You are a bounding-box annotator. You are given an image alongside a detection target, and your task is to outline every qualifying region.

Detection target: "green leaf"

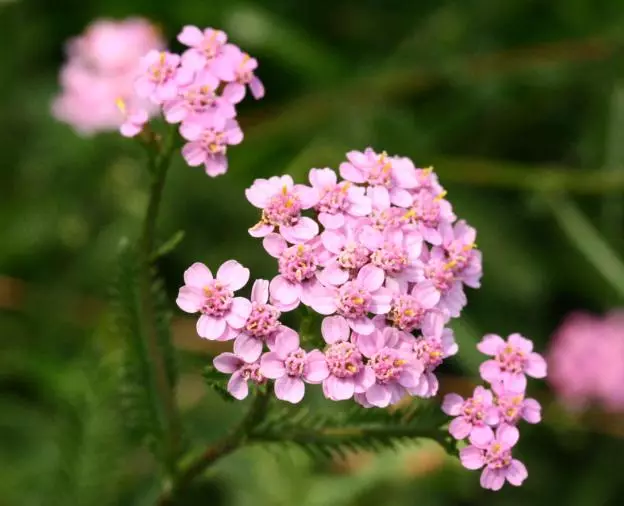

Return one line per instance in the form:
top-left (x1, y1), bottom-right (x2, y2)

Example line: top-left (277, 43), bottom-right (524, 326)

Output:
top-left (203, 363), bottom-right (236, 403)
top-left (249, 400), bottom-right (454, 460)
top-left (151, 230), bottom-right (185, 261)
top-left (110, 242), bottom-right (165, 457)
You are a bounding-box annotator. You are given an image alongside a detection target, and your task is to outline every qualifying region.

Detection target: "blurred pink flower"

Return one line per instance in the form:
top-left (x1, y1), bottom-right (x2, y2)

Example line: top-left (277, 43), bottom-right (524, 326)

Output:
top-left (52, 17), bottom-right (163, 135)
top-left (548, 311), bottom-right (624, 412)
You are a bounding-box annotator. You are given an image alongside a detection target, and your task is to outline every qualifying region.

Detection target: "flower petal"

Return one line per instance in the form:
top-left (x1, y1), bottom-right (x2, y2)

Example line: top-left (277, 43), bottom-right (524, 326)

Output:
top-left (183, 262), bottom-right (213, 287)
top-left (226, 297), bottom-right (252, 329)
top-left (274, 376), bottom-right (305, 403)
top-left (459, 446), bottom-right (485, 470)
top-left (441, 393), bottom-right (464, 416)
top-left (304, 350), bottom-right (329, 383)
top-left (259, 352), bottom-right (286, 379)
top-left (477, 334), bottom-right (505, 355)
top-left (233, 334), bottom-right (263, 363)
top-left (217, 260), bottom-right (250, 290)
top-left (196, 315), bottom-right (227, 340)
top-left (213, 352), bottom-right (241, 373)
top-left (227, 372), bottom-right (249, 400)
top-left (321, 315), bottom-right (350, 344)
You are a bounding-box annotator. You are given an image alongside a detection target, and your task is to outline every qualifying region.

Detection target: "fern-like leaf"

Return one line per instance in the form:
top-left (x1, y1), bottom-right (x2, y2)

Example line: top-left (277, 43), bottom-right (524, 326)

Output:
top-left (249, 399), bottom-right (455, 460)
top-left (110, 242), bottom-right (165, 456)
top-left (203, 364), bottom-right (236, 403)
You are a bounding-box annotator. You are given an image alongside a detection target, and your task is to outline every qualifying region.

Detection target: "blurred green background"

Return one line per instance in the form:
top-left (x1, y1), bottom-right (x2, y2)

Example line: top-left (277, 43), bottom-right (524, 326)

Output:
top-left (2, 0), bottom-right (624, 505)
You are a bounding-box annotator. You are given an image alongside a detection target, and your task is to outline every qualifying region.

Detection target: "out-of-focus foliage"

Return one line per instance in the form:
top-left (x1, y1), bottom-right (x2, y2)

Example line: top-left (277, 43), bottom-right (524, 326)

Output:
top-left (2, 0), bottom-right (624, 505)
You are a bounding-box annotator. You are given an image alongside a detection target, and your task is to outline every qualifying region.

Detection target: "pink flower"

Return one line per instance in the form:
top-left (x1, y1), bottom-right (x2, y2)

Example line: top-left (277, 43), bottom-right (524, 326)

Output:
top-left (116, 99), bottom-right (149, 138)
top-left (459, 425), bottom-right (528, 491)
top-left (246, 175), bottom-right (320, 243)
top-left (409, 328), bottom-right (457, 397)
top-left (134, 50), bottom-right (194, 104)
top-left (215, 47), bottom-right (265, 102)
top-left (354, 326), bottom-right (423, 407)
top-left (180, 118), bottom-right (243, 177)
top-left (400, 188), bottom-right (456, 246)
top-left (52, 17), bottom-right (163, 135)
top-left (177, 26), bottom-right (237, 72)
top-left (339, 148), bottom-right (419, 206)
top-left (320, 316), bottom-right (375, 400)
top-left (359, 226), bottom-right (423, 290)
top-left (442, 220), bottom-right (482, 289)
top-left (309, 264), bottom-right (393, 335)
top-left (412, 246), bottom-right (467, 318)
top-left (176, 261), bottom-right (252, 341)
top-left (385, 281), bottom-right (445, 334)
top-left (491, 381), bottom-right (542, 426)
top-left (478, 333), bottom-right (547, 391)
top-left (67, 18), bottom-right (163, 73)
top-left (317, 225), bottom-right (370, 287)
top-left (442, 386), bottom-right (500, 444)
top-left (260, 329), bottom-right (328, 403)
top-left (263, 234), bottom-right (326, 310)
top-left (309, 168), bottom-right (371, 229)
top-left (548, 311), bottom-right (624, 412)
top-left (232, 279), bottom-right (282, 362)
top-left (213, 352), bottom-right (264, 400)
top-left (162, 72), bottom-right (235, 126)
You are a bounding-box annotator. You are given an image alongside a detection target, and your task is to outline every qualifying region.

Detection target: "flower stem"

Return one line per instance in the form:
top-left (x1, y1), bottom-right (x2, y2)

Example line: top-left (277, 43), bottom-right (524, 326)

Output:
top-left (157, 391), bottom-right (270, 505)
top-left (138, 126), bottom-right (180, 474)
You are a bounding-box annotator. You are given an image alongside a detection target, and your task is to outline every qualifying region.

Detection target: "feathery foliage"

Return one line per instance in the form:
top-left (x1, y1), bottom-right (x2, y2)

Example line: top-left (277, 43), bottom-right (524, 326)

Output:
top-left (248, 400), bottom-right (454, 460)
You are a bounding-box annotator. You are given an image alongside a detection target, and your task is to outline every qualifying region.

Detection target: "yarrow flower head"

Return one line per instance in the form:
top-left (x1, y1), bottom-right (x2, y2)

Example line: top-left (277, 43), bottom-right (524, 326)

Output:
top-left (443, 332), bottom-right (547, 491)
top-left (55, 22), bottom-right (266, 176)
top-left (548, 310), bottom-right (624, 412)
top-left (52, 17), bottom-right (164, 135)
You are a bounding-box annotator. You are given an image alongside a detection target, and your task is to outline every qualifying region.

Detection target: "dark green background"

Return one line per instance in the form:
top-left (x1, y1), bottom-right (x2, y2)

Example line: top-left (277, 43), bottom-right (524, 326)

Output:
top-left (2, 0), bottom-right (624, 505)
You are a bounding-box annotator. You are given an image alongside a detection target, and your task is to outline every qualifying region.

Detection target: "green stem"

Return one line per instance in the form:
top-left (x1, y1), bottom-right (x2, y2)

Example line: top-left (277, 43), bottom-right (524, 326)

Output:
top-left (139, 127), bottom-right (180, 474)
top-left (544, 194), bottom-right (624, 299)
top-left (157, 392), bottom-right (270, 506)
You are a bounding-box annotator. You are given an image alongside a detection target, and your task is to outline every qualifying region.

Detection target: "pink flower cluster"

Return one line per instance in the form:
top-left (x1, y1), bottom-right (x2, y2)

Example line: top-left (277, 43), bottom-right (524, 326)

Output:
top-left (130, 25), bottom-right (264, 176)
top-left (548, 311), bottom-right (624, 412)
top-left (52, 18), bottom-right (164, 135)
top-left (177, 149), bottom-right (484, 406)
top-left (442, 333), bottom-right (547, 491)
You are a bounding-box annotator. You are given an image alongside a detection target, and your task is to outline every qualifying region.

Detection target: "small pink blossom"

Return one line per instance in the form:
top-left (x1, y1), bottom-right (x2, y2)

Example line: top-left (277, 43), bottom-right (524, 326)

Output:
top-left (310, 264), bottom-right (393, 335)
top-left (385, 281), bottom-right (444, 334)
top-left (177, 26), bottom-right (236, 72)
top-left (409, 328), bottom-right (457, 397)
top-left (317, 225), bottom-right (370, 287)
top-left (442, 386), bottom-right (500, 444)
top-left (400, 188), bottom-right (456, 245)
top-left (442, 220), bottom-right (482, 289)
top-left (478, 333), bottom-right (547, 391)
top-left (320, 316), bottom-right (375, 400)
top-left (260, 329), bottom-right (328, 403)
top-left (354, 327), bottom-right (423, 408)
top-left (213, 351), bottom-right (264, 400)
top-left (215, 47), bottom-right (265, 102)
top-left (117, 99), bottom-right (149, 137)
top-left (459, 425), bottom-right (528, 491)
top-left (263, 234), bottom-right (326, 311)
top-left (491, 382), bottom-right (542, 426)
top-left (162, 72), bottom-right (235, 126)
top-left (412, 246), bottom-right (467, 318)
top-left (339, 148), bottom-right (419, 206)
top-left (246, 175), bottom-right (320, 243)
top-left (176, 261), bottom-right (252, 341)
top-left (134, 50), bottom-right (194, 104)
top-left (180, 118), bottom-right (243, 177)
top-left (309, 168), bottom-right (371, 229)
top-left (233, 279), bottom-right (282, 362)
